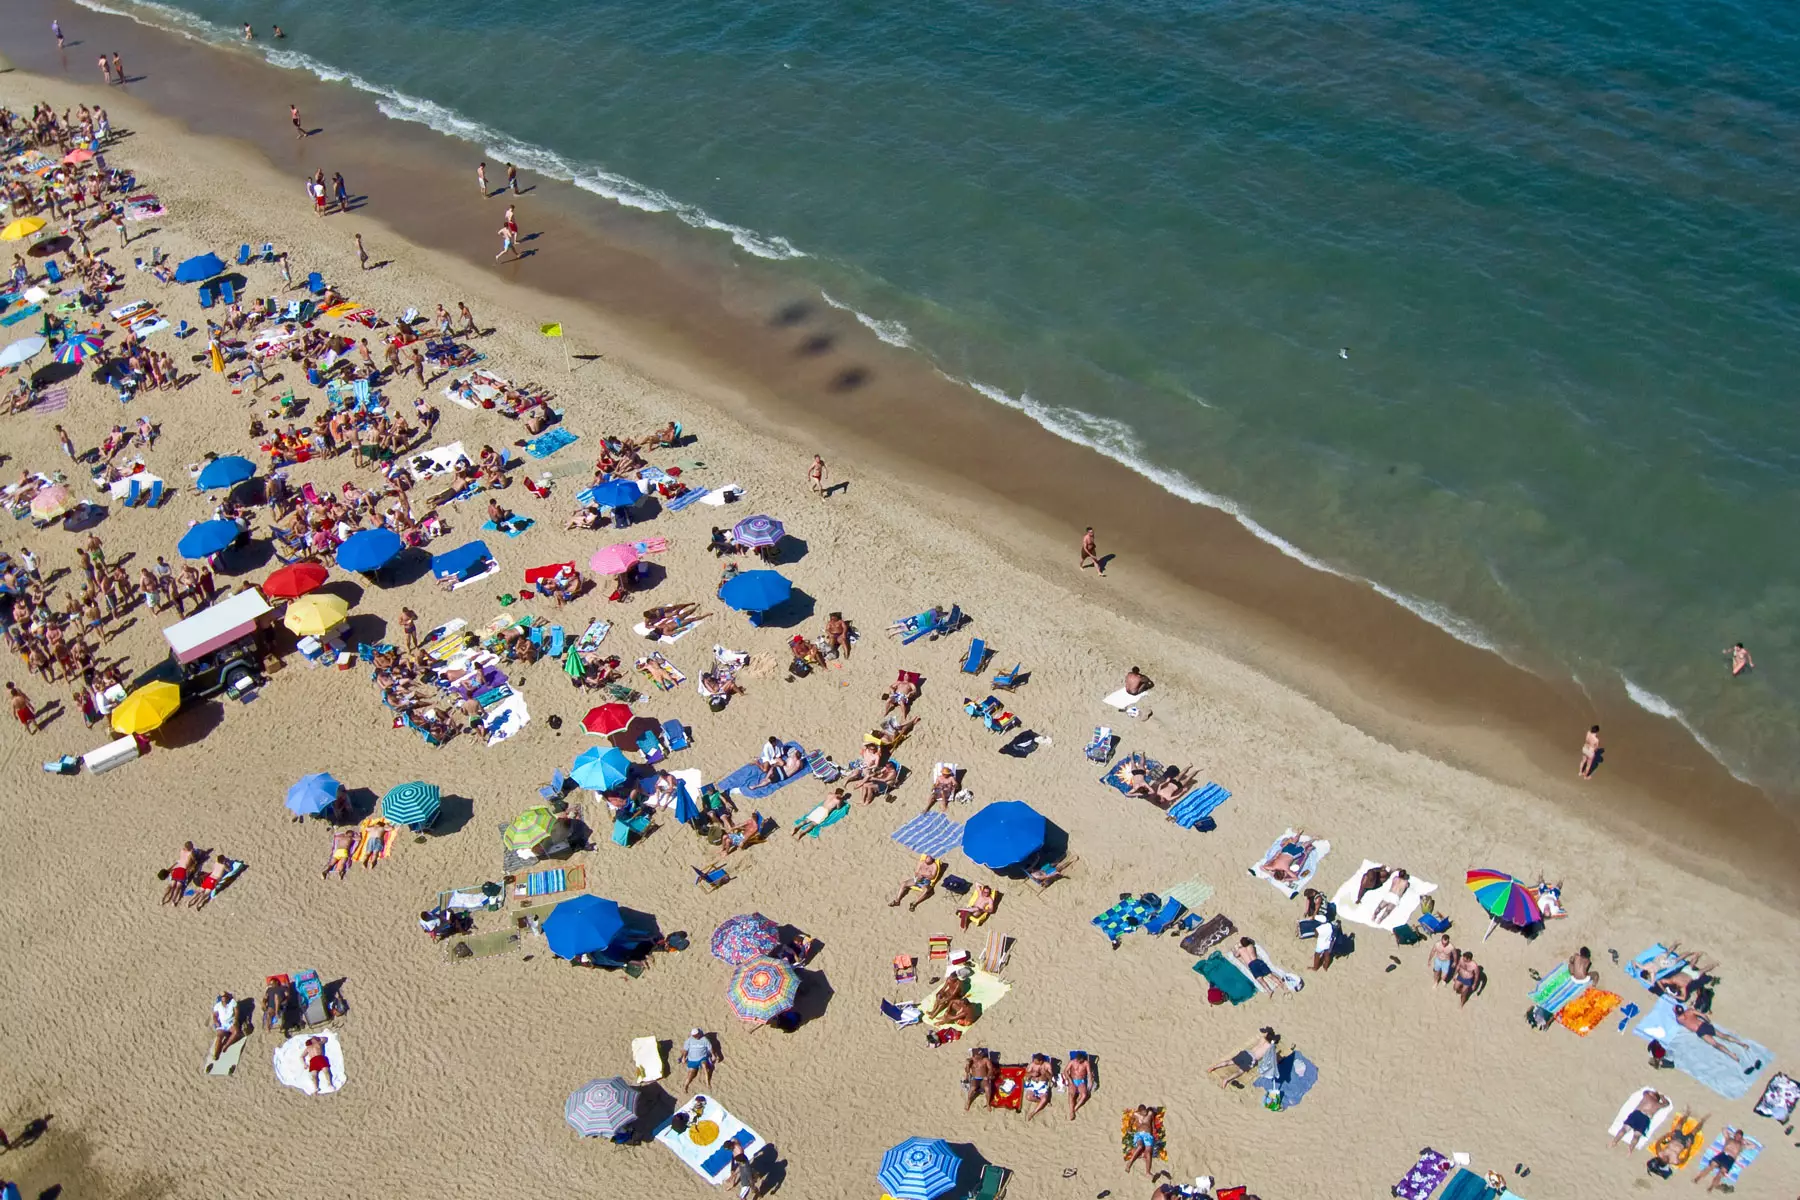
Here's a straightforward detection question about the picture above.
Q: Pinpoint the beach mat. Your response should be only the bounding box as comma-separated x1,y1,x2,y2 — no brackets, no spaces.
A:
30,386,69,413
1438,1168,1497,1200
206,1035,248,1076
1167,782,1231,829
523,428,579,459
1754,1071,1800,1121
1632,995,1770,1099
1693,1129,1761,1186
516,864,586,900
1179,914,1236,957
1528,963,1589,1015
1101,755,1162,795
1607,1086,1672,1146
1092,895,1156,943
1330,859,1438,930
737,747,824,800
1391,1148,1455,1200
1194,952,1258,1004
1556,988,1620,1035
891,811,965,857
1163,874,1215,914
444,929,521,962
1119,1106,1166,1162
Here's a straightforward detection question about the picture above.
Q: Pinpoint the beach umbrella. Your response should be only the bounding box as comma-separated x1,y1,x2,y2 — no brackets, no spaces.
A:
0,335,47,368
725,956,798,1024
588,542,639,575
172,252,226,283
961,799,1049,870
380,781,441,828
0,216,47,241
336,528,403,573
285,772,343,817
543,894,628,960
877,1137,962,1200
195,454,257,490
110,680,181,735
564,1076,639,1139
710,913,780,965
62,149,94,165
1466,869,1541,937
282,593,350,637
731,514,784,549
28,484,76,521
503,805,559,853
177,519,242,560
570,745,631,791
581,702,634,736
563,644,586,681
672,784,699,826
264,562,329,600
52,334,100,365
718,569,792,614
586,480,641,511
209,342,225,374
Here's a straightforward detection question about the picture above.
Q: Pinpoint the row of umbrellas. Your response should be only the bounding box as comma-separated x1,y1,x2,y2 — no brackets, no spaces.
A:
282,776,442,829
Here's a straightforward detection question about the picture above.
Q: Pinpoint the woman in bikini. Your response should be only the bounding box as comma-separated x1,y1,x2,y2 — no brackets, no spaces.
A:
1370,869,1412,924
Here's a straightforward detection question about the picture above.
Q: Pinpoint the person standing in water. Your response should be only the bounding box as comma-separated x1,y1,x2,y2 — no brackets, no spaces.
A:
1578,724,1601,779
1725,643,1753,676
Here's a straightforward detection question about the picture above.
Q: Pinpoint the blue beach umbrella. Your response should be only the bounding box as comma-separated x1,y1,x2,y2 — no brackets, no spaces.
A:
587,480,641,511
543,894,628,960
336,527,403,573
877,1137,961,1200
195,455,257,490
718,569,792,614
380,780,441,828
962,799,1049,870
172,252,226,283
177,519,242,559
671,781,699,826
571,745,632,791
285,772,343,817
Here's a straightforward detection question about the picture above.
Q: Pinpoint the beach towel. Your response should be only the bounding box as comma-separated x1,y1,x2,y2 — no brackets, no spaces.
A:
654,1094,766,1184
794,798,850,838
709,762,765,794
273,1030,346,1095
989,1064,1027,1111
1330,860,1438,930
519,864,586,899
632,1036,665,1083
1249,829,1329,898
1167,782,1231,829
1693,1130,1761,1186
1179,914,1236,957
1194,952,1259,1004
1164,874,1215,914
1608,1086,1674,1146
124,194,165,219
921,969,1009,1027
1556,988,1620,1035
1527,963,1590,1016
1092,895,1157,943
1437,1169,1496,1200
1391,1149,1455,1200
1632,995,1770,1099
1625,943,1696,991
1228,942,1303,994
524,428,579,459
444,929,522,962
572,619,611,653
891,811,966,857
481,516,534,539
738,746,825,799
0,304,40,327
206,1034,248,1076
632,615,708,643
1101,754,1162,795
665,486,711,511
1255,1049,1319,1110
636,652,686,690
646,768,704,812
29,385,68,413
1101,687,1149,712
1753,1071,1800,1121
1119,1107,1166,1162
696,483,742,506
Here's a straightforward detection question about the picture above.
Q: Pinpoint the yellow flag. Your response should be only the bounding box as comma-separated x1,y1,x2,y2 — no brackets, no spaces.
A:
539,322,563,338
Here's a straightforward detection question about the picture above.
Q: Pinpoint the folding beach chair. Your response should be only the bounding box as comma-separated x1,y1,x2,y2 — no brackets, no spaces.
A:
121,478,142,508
306,272,325,296
538,767,567,802
637,729,665,764
893,955,917,983
981,930,1011,974
961,637,987,674
972,1164,1010,1200
881,998,922,1027
236,244,251,266
44,260,64,287
692,864,730,890
145,480,164,508
612,811,652,846
928,934,952,961
991,663,1025,690
1142,896,1187,936
546,625,566,657
260,242,276,262
661,719,690,752
1085,727,1116,764
197,285,214,309
219,280,237,305
292,969,328,1026
1027,854,1077,892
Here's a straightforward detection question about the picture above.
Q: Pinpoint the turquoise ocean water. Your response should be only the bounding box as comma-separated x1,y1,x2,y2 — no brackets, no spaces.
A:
75,0,1800,792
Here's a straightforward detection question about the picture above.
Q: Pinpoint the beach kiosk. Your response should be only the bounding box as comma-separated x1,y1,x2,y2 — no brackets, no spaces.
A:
158,587,276,701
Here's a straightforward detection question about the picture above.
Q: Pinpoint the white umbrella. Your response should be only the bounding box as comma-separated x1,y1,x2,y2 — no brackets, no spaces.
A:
0,336,47,369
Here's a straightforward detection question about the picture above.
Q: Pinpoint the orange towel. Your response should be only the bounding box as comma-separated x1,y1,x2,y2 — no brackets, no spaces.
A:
1557,988,1621,1036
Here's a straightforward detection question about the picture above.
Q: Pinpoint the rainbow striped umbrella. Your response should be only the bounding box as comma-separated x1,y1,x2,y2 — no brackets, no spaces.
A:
53,333,102,364
725,956,798,1024
1466,868,1541,932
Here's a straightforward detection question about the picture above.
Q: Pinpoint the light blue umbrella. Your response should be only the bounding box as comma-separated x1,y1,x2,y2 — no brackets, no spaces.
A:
962,799,1049,870
877,1137,961,1200
177,519,242,559
196,455,257,490
571,745,632,791
285,772,342,817
172,252,226,283
336,528,403,573
718,569,792,614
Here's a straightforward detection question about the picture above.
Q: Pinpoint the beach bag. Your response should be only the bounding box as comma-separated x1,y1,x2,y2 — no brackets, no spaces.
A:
1393,924,1424,947
789,657,811,677
707,693,728,712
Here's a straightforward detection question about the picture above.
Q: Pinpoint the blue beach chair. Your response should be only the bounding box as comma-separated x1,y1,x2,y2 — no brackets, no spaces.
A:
991,663,1025,690
236,244,252,266
219,280,237,305
197,284,214,309
661,719,689,752
961,637,987,674
306,272,325,296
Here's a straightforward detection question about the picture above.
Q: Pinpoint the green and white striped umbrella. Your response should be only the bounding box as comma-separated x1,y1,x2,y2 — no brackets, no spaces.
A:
503,805,558,852
380,781,441,828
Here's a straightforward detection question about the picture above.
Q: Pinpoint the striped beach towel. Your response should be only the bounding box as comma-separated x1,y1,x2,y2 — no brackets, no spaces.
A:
666,487,710,511
1164,874,1215,913
30,386,69,413
891,811,964,857
1168,783,1231,829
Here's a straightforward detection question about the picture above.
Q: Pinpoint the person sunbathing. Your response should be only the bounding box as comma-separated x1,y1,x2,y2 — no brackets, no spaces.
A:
210,992,245,1062
163,840,197,905
718,812,764,855
1152,765,1198,805
303,1035,334,1091
263,978,294,1032
566,506,600,531
188,856,234,910
643,603,700,637
925,970,970,1021
889,854,941,910
871,715,920,746
883,676,919,717
1652,1113,1706,1170
1232,937,1283,997
1693,1126,1747,1192
1123,1105,1160,1176
1672,1004,1752,1061
792,790,850,839
1260,833,1315,884
926,766,959,813
1061,1051,1094,1120
638,655,680,688
1536,877,1567,919
1023,1054,1057,1121
322,829,357,880
1207,1027,1278,1089
854,761,899,805
1122,754,1157,798
1370,868,1412,924
887,607,943,638
1355,863,1392,903
1612,1088,1670,1149
962,1049,997,1111
956,884,997,930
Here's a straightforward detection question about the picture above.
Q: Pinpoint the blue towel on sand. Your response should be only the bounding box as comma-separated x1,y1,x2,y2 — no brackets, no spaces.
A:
891,811,965,857
1093,895,1156,942
1632,995,1771,1099
480,517,534,539
1437,1168,1497,1200
667,487,710,511
0,304,41,327
1102,756,1162,795
524,428,578,459
1168,782,1231,829
1256,1050,1319,1111
737,744,821,799
711,763,764,794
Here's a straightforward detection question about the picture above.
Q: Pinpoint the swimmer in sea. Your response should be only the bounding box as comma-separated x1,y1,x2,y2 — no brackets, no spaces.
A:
1725,642,1753,676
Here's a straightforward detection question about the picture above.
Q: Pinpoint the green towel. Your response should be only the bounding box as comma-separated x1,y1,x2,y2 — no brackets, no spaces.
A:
1194,952,1258,1004
1165,874,1215,912
1529,963,1572,1008
794,801,850,837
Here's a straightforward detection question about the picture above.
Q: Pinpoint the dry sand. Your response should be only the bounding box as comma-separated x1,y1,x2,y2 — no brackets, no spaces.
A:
0,65,1795,1200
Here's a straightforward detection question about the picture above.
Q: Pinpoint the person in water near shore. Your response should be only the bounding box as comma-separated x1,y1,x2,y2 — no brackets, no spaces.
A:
1725,642,1753,676
1579,724,1601,779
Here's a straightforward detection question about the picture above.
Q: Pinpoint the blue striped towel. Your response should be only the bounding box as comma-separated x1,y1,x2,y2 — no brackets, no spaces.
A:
1168,783,1231,829
666,487,710,511
891,811,965,857
526,868,566,896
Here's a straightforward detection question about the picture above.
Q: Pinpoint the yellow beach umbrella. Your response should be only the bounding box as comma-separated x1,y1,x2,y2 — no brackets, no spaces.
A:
0,216,47,241
111,681,182,735
282,593,350,637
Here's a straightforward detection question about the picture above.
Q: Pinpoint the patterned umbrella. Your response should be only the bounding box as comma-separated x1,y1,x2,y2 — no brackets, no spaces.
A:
731,514,785,549
877,1137,962,1200
710,913,780,965
725,956,798,1024
28,484,76,521
1466,868,1541,928
503,805,559,852
589,543,639,575
264,562,329,600
582,703,634,736
564,1076,638,1138
380,781,441,828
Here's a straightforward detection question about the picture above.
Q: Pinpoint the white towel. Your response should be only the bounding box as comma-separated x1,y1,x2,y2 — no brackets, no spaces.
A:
1330,859,1438,931
273,1030,346,1095
1101,688,1136,710
1607,1086,1672,1145
1249,829,1331,899
633,618,706,644
696,484,743,507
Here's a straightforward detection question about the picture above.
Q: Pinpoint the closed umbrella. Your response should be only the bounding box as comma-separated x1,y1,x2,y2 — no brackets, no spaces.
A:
1466,869,1541,938
0,216,47,241
725,956,798,1024
283,593,349,637
0,335,47,368
710,913,780,965
502,805,559,853
380,781,441,828
28,484,76,521
285,772,344,817
582,703,634,736
570,745,631,791
172,252,226,283
731,515,785,549
962,799,1048,870
196,455,257,490
336,528,403,573
110,680,181,735
877,1138,961,1200
564,1077,639,1139
264,562,329,600
177,519,242,559
543,894,628,960
586,480,642,511
718,570,791,614
588,543,639,575
672,783,699,826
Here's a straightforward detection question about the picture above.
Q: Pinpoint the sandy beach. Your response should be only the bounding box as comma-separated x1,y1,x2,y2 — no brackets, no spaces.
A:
0,18,1796,1200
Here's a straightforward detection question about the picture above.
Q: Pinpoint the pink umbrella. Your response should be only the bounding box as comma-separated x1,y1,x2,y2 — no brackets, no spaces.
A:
63,149,94,165
589,543,639,575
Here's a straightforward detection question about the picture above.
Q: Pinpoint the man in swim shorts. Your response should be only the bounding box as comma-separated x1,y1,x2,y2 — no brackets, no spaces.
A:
1232,937,1282,997
682,1028,716,1093
1123,1105,1159,1176
1612,1089,1668,1148
1691,1126,1745,1192
322,829,355,880
303,1036,333,1091
163,841,196,905
188,857,232,910
1673,1005,1752,1061
1206,1028,1277,1088
962,1048,997,1110
1022,1053,1057,1121
1061,1050,1094,1120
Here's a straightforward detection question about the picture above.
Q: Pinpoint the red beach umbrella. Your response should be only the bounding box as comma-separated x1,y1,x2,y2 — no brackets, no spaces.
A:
582,703,634,736
264,562,329,600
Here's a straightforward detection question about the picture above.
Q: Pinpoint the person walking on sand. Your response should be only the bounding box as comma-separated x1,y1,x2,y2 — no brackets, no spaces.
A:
291,105,307,139
1578,724,1601,779
1080,526,1104,574
808,454,826,498
476,161,487,196
458,301,478,337
53,20,64,49
55,424,75,461
1725,642,1753,676
507,163,519,194
355,233,369,271
681,1028,716,1093
398,607,419,651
